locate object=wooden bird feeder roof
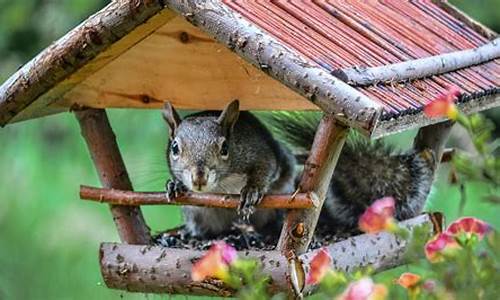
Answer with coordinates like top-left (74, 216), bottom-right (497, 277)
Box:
top-left (0, 0), bottom-right (498, 137)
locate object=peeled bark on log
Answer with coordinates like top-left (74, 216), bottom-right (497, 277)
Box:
top-left (76, 109), bottom-right (151, 244)
top-left (342, 38), bottom-right (500, 86)
top-left (164, 0), bottom-right (382, 135)
top-left (80, 185), bottom-right (315, 209)
top-left (278, 116), bottom-right (348, 256)
top-left (100, 213), bottom-right (439, 296)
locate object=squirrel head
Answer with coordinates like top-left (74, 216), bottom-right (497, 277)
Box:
top-left (162, 100), bottom-right (240, 192)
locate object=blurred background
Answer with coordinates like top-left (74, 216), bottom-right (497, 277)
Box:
top-left (0, 1), bottom-right (498, 299)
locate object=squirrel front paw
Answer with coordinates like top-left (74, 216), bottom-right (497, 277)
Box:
top-left (239, 185), bottom-right (264, 222)
top-left (165, 179), bottom-right (187, 201)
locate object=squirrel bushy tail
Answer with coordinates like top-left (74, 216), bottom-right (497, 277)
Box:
top-left (263, 112), bottom-right (436, 231)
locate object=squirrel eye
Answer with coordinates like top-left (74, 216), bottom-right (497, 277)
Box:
top-left (171, 140), bottom-right (180, 157)
top-left (220, 140), bottom-right (229, 157)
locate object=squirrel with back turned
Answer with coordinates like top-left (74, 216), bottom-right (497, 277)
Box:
top-left (269, 112), bottom-right (437, 231)
top-left (162, 100), bottom-right (296, 238)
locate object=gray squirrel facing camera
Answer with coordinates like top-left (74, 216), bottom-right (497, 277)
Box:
top-left (162, 100), bottom-right (296, 237)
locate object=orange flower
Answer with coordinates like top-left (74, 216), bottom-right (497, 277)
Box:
top-left (337, 278), bottom-right (388, 300)
top-left (191, 241), bottom-right (237, 281)
top-left (424, 232), bottom-right (460, 263)
top-left (306, 248), bottom-right (332, 285)
top-left (359, 197), bottom-right (396, 233)
top-left (394, 272), bottom-right (421, 289)
top-left (423, 86), bottom-right (461, 120)
top-left (446, 217), bottom-right (491, 240)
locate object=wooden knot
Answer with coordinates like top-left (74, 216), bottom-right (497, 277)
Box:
top-left (179, 31), bottom-right (190, 43)
top-left (292, 222), bottom-right (305, 239)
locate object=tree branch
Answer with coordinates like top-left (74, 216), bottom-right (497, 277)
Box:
top-left (80, 185), bottom-right (315, 209)
top-left (278, 117), bottom-right (348, 255)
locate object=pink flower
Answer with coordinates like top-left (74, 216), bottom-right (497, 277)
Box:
top-left (424, 232), bottom-right (460, 263)
top-left (394, 272), bottom-right (421, 289)
top-left (446, 217), bottom-right (491, 240)
top-left (359, 197), bottom-right (396, 233)
top-left (306, 248), bottom-right (332, 285)
top-left (423, 86), bottom-right (461, 120)
top-left (337, 278), bottom-right (388, 300)
top-left (191, 241), bottom-right (237, 281)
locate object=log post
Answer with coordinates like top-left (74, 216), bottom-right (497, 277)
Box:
top-left (278, 116), bottom-right (348, 255)
top-left (75, 108), bottom-right (151, 244)
top-left (413, 120), bottom-right (455, 170)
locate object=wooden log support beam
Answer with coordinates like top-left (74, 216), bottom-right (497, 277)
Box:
top-left (341, 38), bottom-right (500, 86)
top-left (75, 108), bottom-right (150, 244)
top-left (99, 213), bottom-right (439, 296)
top-left (278, 116), bottom-right (348, 255)
top-left (80, 185), bottom-right (315, 209)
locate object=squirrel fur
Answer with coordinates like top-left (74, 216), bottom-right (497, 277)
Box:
top-left (267, 112), bottom-right (437, 231)
top-left (162, 100), bottom-right (296, 237)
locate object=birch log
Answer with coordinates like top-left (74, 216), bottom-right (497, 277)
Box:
top-left (342, 38), bottom-right (500, 86)
top-left (100, 213), bottom-right (439, 296)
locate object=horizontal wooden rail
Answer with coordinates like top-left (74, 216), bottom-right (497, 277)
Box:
top-left (100, 213), bottom-right (440, 296)
top-left (342, 38), bottom-right (500, 86)
top-left (80, 185), bottom-right (316, 209)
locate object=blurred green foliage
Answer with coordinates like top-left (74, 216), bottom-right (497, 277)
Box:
top-left (0, 0), bottom-right (499, 299)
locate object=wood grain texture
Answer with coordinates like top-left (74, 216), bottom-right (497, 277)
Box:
top-left (56, 16), bottom-right (313, 112)
top-left (1, 1), bottom-right (176, 125)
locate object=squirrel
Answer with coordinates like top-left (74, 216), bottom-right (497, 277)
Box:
top-left (162, 100), bottom-right (296, 238)
top-left (266, 112), bottom-right (437, 231)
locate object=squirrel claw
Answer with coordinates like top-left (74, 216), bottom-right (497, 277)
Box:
top-left (165, 179), bottom-right (187, 202)
top-left (238, 186), bottom-right (263, 222)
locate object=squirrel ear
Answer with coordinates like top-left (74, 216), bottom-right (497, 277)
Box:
top-left (217, 99), bottom-right (240, 136)
top-left (162, 102), bottom-right (181, 138)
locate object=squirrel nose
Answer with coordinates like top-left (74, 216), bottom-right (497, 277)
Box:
top-left (191, 167), bottom-right (208, 190)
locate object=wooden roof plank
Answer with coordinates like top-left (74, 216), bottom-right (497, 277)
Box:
top-left (164, 0), bottom-right (383, 135)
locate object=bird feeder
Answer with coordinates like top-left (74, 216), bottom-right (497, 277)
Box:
top-left (0, 0), bottom-right (498, 297)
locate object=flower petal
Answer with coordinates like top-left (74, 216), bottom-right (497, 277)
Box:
top-left (394, 272), bottom-right (421, 289)
top-left (359, 197), bottom-right (396, 233)
top-left (424, 232), bottom-right (460, 263)
top-left (337, 277), bottom-right (388, 300)
top-left (447, 217), bottom-right (491, 240)
top-left (192, 242), bottom-right (235, 281)
top-left (306, 248), bottom-right (332, 285)
top-left (424, 86), bottom-right (461, 119)
top-left (219, 242), bottom-right (237, 264)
